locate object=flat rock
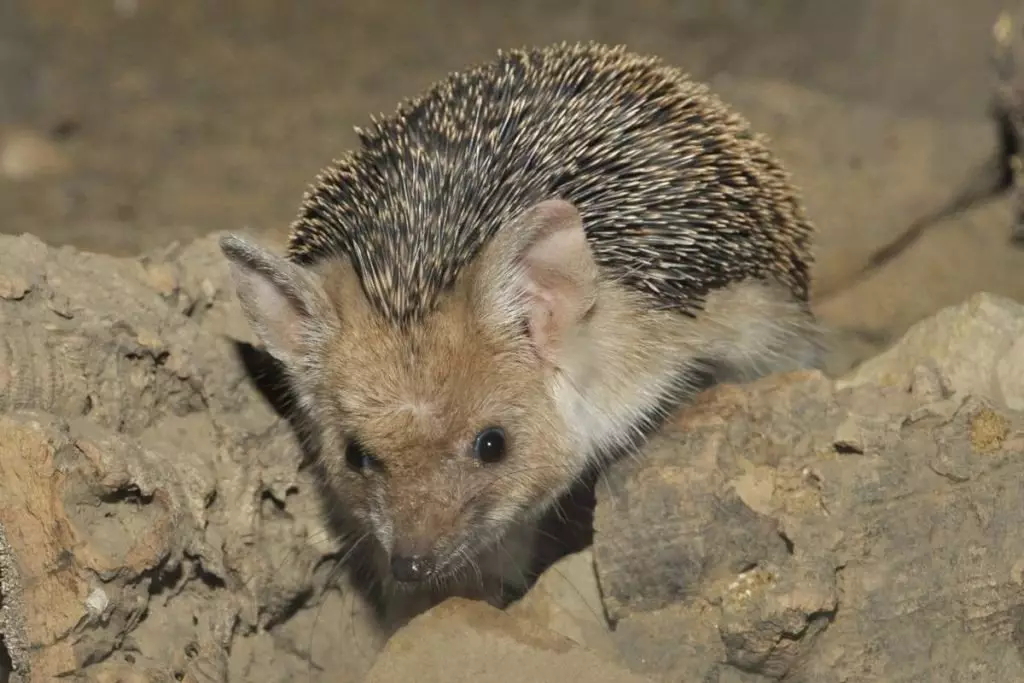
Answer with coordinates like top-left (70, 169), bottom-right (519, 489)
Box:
top-left (364, 598), bottom-right (656, 683)
top-left (506, 549), bottom-right (614, 655)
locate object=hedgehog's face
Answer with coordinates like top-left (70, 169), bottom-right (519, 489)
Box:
top-left (220, 199), bottom-right (599, 588)
top-left (307, 287), bottom-right (573, 588)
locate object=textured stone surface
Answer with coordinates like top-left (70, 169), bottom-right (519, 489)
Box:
top-left (593, 350), bottom-right (1024, 681)
top-left (840, 292), bottom-right (1024, 410)
top-left (364, 599), bottom-right (655, 683)
top-left (0, 233), bottom-right (382, 683)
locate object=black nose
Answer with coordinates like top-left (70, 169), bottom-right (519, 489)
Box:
top-left (390, 554), bottom-right (434, 583)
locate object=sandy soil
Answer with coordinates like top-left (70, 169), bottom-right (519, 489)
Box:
top-left (0, 0), bottom-right (1022, 359)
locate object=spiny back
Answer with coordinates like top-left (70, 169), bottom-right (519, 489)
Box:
top-left (288, 42), bottom-right (814, 325)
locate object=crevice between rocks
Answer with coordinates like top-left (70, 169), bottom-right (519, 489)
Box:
top-left (0, 634), bottom-right (12, 683)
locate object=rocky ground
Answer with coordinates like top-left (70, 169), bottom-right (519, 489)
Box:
top-left (3, 1), bottom-right (1024, 681)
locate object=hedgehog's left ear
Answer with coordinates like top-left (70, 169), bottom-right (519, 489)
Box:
top-left (219, 234), bottom-right (339, 368)
top-left (474, 198), bottom-right (599, 362)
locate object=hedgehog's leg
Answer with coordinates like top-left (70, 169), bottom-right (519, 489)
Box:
top-left (692, 278), bottom-right (825, 385)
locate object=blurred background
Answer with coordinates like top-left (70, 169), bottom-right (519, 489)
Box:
top-left (1, 0), bottom-right (1022, 370)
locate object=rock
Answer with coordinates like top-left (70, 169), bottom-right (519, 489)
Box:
top-left (138, 232), bottom-right (258, 344)
top-left (0, 234), bottom-right (381, 682)
top-left (363, 598), bottom-right (656, 683)
top-left (0, 411), bottom-right (206, 680)
top-left (839, 292), bottom-right (1024, 410)
top-left (593, 364), bottom-right (1024, 682)
top-left (809, 193), bottom-right (1024, 369)
top-left (0, 233), bottom-right (244, 430)
top-left (0, 521), bottom-right (29, 681)
top-left (506, 549), bottom-right (614, 655)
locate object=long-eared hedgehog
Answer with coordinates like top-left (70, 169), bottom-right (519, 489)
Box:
top-left (220, 41), bottom-right (820, 628)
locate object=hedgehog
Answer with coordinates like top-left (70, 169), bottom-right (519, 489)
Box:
top-left (219, 41), bottom-right (820, 628)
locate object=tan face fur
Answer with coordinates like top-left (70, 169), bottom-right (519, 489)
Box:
top-left (220, 199), bottom-right (600, 587)
top-left (306, 258), bottom-right (572, 577)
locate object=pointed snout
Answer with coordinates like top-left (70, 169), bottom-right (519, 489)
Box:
top-left (383, 473), bottom-right (479, 584)
top-left (388, 531), bottom-right (442, 583)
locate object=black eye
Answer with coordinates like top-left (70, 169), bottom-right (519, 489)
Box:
top-left (473, 427), bottom-right (506, 463)
top-left (345, 438), bottom-right (376, 472)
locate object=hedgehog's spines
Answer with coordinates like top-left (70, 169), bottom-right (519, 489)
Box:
top-left (286, 42), bottom-right (814, 326)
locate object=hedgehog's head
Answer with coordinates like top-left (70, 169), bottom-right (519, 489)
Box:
top-left (220, 199), bottom-right (601, 589)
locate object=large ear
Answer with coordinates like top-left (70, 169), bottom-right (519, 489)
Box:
top-left (474, 198), bottom-right (599, 362)
top-left (219, 234), bottom-right (339, 366)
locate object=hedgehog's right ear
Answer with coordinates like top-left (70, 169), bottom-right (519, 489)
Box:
top-left (473, 198), bottom-right (599, 363)
top-left (219, 234), bottom-right (339, 367)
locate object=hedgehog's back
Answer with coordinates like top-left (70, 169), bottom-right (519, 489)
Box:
top-left (288, 42), bottom-right (813, 325)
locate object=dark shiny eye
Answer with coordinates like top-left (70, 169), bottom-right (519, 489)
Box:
top-left (345, 439), bottom-right (375, 472)
top-left (473, 427), bottom-right (506, 463)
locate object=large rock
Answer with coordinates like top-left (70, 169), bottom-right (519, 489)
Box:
top-left (0, 233), bottom-right (382, 683)
top-left (592, 357), bottom-right (1024, 681)
top-left (0, 411), bottom-right (220, 680)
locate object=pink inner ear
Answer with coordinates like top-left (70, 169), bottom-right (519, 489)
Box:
top-left (254, 274), bottom-right (306, 351)
top-left (517, 200), bottom-right (599, 361)
top-left (472, 198), bottom-right (598, 358)
top-left (529, 229), bottom-right (579, 269)
top-left (230, 258), bottom-right (320, 363)
top-left (523, 281), bottom-right (558, 359)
